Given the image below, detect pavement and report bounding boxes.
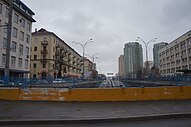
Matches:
[0,100,191,124]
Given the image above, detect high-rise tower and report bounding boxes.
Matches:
[124,42,143,78]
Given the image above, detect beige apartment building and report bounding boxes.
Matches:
[159,30,191,76]
[0,0,35,78]
[30,28,82,79]
[84,57,98,79]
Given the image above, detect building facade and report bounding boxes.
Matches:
[0,0,35,78]
[118,55,125,78]
[124,42,143,78]
[30,28,82,79]
[153,42,168,67]
[159,30,191,76]
[84,57,93,79]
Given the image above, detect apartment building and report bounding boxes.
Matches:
[159,30,191,76]
[30,28,82,79]
[0,0,35,78]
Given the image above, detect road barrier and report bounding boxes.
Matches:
[0,86,191,101]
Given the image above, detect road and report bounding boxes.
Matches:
[100,78,124,88]
[1,118,191,127]
[1,100,191,126]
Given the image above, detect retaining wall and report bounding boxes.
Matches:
[0,86,191,101]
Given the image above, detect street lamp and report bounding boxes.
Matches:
[85,53,99,63]
[73,39,93,79]
[136,37,157,77]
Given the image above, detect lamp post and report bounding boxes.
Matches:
[73,39,93,79]
[85,53,98,69]
[136,37,157,77]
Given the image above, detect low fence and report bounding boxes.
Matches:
[0,86,191,101]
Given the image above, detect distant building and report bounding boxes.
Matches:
[159,30,191,76]
[30,28,82,79]
[0,0,35,78]
[153,42,168,67]
[84,58,93,79]
[118,55,125,78]
[144,61,153,69]
[124,42,143,78]
[84,57,98,79]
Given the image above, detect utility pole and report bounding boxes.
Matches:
[4,0,13,84]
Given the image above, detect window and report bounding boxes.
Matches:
[25,59,28,69]
[0,3,2,14]
[27,22,31,31]
[33,63,36,68]
[18,58,22,67]
[3,38,7,49]
[14,13,19,24]
[5,7,9,18]
[34,47,37,51]
[1,54,6,65]
[25,46,29,55]
[34,55,37,60]
[20,31,24,41]
[33,74,37,78]
[20,18,25,28]
[26,35,30,43]
[19,44,23,55]
[13,27,17,38]
[11,56,16,66]
[12,41,17,52]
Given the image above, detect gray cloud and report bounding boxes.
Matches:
[23,0,191,75]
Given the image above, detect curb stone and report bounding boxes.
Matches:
[0,113,191,125]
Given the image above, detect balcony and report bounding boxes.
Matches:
[41,41,48,45]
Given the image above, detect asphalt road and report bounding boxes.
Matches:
[100,79,124,88]
[1,100,191,127]
[1,100,191,121]
[1,118,191,127]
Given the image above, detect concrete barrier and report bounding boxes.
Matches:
[0,86,191,101]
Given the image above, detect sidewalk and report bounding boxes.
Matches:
[0,100,191,123]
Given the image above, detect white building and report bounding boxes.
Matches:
[0,0,35,78]
[159,30,191,76]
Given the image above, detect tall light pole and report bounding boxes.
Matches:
[87,53,98,70]
[136,37,157,77]
[73,39,93,79]
[85,53,98,63]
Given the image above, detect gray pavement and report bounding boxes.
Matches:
[0,100,191,121]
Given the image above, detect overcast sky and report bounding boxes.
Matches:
[22,0,191,75]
